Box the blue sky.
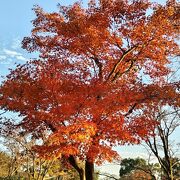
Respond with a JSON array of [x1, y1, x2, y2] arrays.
[[0, 0, 167, 77], [0, 0, 76, 38], [0, 0, 179, 177], [0, 0, 79, 79]]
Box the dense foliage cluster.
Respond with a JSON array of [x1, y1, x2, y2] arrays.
[[0, 0, 179, 179]]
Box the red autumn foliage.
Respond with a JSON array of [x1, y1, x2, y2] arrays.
[[0, 0, 179, 179]]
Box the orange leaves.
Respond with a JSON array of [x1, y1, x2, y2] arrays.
[[50, 121, 97, 145], [33, 121, 97, 159], [34, 144, 79, 159], [128, 117, 157, 140], [0, 56, 179, 164], [87, 145, 120, 165], [22, 0, 179, 82]]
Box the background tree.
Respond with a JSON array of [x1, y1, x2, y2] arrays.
[[0, 122, 79, 179], [144, 107, 180, 180], [0, 152, 11, 178], [119, 157, 159, 180], [120, 170, 153, 180], [0, 0, 179, 179]]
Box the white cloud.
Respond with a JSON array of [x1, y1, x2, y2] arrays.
[[0, 38, 28, 66], [0, 58, 12, 66], [0, 55, 7, 61], [0, 60, 11, 65], [16, 55, 27, 61], [3, 49, 22, 57], [11, 38, 21, 50], [1, 49, 27, 62]]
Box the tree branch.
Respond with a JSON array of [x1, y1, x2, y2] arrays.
[[96, 172, 119, 180], [107, 46, 137, 81]]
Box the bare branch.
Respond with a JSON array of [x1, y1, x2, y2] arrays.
[[96, 172, 119, 180]]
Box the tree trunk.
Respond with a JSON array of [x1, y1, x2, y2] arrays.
[[85, 160, 94, 180], [167, 171, 173, 180], [68, 155, 86, 180], [79, 168, 86, 180], [45, 124, 87, 180]]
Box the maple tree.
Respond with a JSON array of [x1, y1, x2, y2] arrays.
[[0, 0, 179, 179]]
